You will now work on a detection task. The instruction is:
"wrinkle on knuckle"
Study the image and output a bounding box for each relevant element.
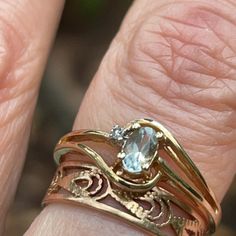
[124,1,236,107]
[147,6,234,110]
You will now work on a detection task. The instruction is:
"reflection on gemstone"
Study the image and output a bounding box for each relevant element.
[122,127,158,173]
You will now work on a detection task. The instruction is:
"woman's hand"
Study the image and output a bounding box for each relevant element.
[0,0,236,235]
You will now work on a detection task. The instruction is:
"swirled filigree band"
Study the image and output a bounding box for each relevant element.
[43,118,221,236]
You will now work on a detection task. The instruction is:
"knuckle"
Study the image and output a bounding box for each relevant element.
[121,1,236,108]
[101,1,236,155]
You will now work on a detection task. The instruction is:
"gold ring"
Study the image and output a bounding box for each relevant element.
[43,118,221,235]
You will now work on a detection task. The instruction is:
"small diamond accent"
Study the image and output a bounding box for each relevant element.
[110,125,124,142]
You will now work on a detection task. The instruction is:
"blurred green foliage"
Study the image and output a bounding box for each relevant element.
[79,0,108,18]
[62,0,132,30]
[64,0,108,25]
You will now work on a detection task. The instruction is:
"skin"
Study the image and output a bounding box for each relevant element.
[0,0,236,235]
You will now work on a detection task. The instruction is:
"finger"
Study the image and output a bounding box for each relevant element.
[26,0,236,235]
[0,0,64,233]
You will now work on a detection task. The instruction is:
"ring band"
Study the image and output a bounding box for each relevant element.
[43,118,221,235]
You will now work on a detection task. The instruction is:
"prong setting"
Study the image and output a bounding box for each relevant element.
[142,163,150,171]
[117,151,126,159]
[156,131,164,140]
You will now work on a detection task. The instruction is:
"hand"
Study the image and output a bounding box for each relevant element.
[1,1,236,235]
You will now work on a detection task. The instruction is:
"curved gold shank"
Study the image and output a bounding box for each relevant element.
[54,141,216,234]
[49,118,221,235]
[54,143,162,191]
[126,119,220,221]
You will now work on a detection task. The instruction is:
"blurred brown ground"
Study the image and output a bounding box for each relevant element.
[5,1,236,235]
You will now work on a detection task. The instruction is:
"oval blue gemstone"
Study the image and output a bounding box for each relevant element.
[122,127,158,173]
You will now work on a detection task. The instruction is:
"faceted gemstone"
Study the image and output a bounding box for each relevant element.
[122,127,158,173]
